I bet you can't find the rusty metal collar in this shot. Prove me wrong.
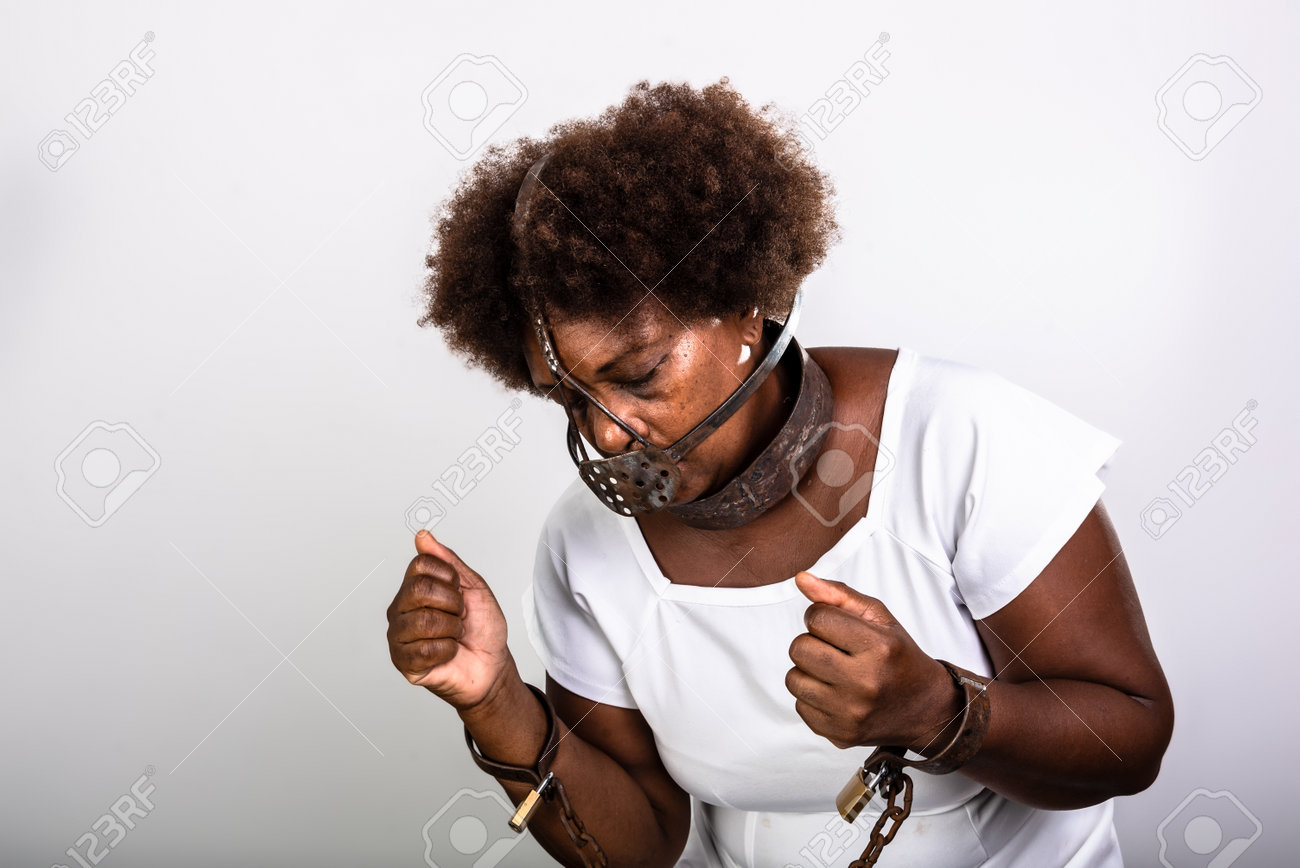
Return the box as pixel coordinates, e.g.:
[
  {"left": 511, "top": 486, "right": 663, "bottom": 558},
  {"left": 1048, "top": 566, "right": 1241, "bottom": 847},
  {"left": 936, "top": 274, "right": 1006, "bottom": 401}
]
[{"left": 663, "top": 332, "right": 833, "bottom": 529}]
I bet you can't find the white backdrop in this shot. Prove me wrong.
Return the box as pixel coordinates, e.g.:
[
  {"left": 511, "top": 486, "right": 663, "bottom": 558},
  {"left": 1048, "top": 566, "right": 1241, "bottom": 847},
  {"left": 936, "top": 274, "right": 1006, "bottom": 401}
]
[{"left": 2, "top": 2, "right": 1295, "bottom": 866}]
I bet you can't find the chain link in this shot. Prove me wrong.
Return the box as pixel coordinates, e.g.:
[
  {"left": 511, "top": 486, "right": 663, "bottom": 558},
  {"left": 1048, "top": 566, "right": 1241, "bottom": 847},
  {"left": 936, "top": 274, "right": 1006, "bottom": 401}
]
[
  {"left": 847, "top": 761, "right": 914, "bottom": 867},
  {"left": 549, "top": 778, "right": 609, "bottom": 867},
  {"left": 527, "top": 745, "right": 923, "bottom": 867}
]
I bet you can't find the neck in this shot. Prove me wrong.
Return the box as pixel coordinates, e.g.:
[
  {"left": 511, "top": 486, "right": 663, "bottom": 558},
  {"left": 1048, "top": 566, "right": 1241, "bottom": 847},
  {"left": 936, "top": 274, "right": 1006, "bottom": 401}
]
[
  {"left": 737, "top": 334, "right": 797, "bottom": 476},
  {"left": 692, "top": 333, "right": 798, "bottom": 502},
  {"left": 653, "top": 334, "right": 835, "bottom": 531}
]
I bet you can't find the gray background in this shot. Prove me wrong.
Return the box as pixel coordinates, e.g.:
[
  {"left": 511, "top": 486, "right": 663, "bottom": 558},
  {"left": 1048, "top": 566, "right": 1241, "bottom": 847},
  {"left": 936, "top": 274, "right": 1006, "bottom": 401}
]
[{"left": 2, "top": 2, "right": 1295, "bottom": 866}]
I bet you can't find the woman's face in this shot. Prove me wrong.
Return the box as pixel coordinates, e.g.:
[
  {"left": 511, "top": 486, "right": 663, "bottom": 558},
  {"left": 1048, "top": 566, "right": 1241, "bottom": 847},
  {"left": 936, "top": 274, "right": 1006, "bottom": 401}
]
[{"left": 521, "top": 301, "right": 774, "bottom": 505}]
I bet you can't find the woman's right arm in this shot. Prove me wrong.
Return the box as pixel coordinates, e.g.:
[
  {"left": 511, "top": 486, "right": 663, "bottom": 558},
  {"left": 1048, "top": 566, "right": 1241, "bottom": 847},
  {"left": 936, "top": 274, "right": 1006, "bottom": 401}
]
[{"left": 387, "top": 530, "right": 690, "bottom": 868}]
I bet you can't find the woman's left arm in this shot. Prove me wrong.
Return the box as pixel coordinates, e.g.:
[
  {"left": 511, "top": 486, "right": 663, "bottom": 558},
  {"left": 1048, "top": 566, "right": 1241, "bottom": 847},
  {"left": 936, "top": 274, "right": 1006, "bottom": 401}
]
[
  {"left": 788, "top": 501, "right": 1175, "bottom": 810},
  {"left": 949, "top": 500, "right": 1173, "bottom": 808}
]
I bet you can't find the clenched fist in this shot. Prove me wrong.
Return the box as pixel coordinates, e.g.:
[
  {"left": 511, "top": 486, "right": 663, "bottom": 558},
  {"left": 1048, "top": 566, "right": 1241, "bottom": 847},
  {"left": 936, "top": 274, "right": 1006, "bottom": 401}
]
[
  {"left": 786, "top": 570, "right": 958, "bottom": 752},
  {"left": 386, "top": 530, "right": 513, "bottom": 712}
]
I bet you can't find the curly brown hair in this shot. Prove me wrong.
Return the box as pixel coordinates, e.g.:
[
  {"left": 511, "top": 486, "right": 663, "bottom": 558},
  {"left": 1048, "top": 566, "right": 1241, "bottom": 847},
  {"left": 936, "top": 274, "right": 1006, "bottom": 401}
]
[{"left": 417, "top": 76, "right": 842, "bottom": 394}]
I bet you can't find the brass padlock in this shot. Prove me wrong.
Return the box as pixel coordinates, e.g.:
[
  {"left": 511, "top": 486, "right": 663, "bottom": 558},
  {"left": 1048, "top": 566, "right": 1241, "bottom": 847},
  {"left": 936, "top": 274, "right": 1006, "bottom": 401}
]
[
  {"left": 509, "top": 771, "right": 554, "bottom": 832},
  {"left": 836, "top": 765, "right": 876, "bottom": 823}
]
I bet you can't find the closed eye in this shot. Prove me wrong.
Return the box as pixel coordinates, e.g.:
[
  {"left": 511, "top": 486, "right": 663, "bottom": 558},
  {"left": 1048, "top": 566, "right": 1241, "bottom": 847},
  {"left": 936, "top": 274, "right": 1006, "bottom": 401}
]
[
  {"left": 623, "top": 369, "right": 656, "bottom": 390},
  {"left": 620, "top": 357, "right": 666, "bottom": 395}
]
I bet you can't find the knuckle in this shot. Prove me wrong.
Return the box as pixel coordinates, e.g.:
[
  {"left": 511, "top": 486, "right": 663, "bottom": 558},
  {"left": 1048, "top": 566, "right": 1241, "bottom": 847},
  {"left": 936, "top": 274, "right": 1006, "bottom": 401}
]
[
  {"left": 411, "top": 637, "right": 456, "bottom": 667},
  {"left": 408, "top": 554, "right": 455, "bottom": 582},
  {"left": 408, "top": 575, "right": 450, "bottom": 606},
  {"left": 415, "top": 608, "right": 441, "bottom": 635},
  {"left": 793, "top": 698, "right": 811, "bottom": 724},
  {"left": 424, "top": 608, "right": 461, "bottom": 638},
  {"left": 431, "top": 636, "right": 457, "bottom": 664},
  {"left": 405, "top": 575, "right": 432, "bottom": 599},
  {"left": 804, "top": 604, "right": 829, "bottom": 633},
  {"left": 878, "top": 636, "right": 903, "bottom": 664}
]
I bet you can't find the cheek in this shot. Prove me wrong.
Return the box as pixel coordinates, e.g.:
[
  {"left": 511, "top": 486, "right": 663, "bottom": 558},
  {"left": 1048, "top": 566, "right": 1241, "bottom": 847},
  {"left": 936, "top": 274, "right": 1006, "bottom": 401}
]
[
  {"left": 668, "top": 372, "right": 744, "bottom": 454},
  {"left": 649, "top": 341, "right": 740, "bottom": 446}
]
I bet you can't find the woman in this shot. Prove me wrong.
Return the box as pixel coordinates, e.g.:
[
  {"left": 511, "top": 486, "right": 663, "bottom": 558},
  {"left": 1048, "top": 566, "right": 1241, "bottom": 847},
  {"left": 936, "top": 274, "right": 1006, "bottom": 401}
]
[{"left": 387, "top": 78, "right": 1174, "bottom": 867}]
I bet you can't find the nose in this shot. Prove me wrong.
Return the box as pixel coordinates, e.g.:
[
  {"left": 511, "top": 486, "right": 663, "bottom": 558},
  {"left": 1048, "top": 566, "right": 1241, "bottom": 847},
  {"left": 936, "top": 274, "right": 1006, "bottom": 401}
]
[{"left": 583, "top": 402, "right": 640, "bottom": 458}]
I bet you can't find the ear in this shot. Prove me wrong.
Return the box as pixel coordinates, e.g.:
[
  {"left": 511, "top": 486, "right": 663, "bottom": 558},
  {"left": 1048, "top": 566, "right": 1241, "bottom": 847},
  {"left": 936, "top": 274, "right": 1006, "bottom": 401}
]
[{"left": 738, "top": 306, "right": 763, "bottom": 345}]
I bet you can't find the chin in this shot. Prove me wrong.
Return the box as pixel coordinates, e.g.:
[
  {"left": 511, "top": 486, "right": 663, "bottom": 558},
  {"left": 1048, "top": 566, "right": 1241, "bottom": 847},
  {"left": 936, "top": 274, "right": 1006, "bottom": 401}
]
[{"left": 676, "top": 466, "right": 724, "bottom": 504}]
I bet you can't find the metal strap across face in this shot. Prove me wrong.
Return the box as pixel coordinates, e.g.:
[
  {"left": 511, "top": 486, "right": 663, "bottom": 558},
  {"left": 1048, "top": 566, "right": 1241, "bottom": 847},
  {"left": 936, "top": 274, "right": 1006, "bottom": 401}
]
[{"left": 533, "top": 287, "right": 807, "bottom": 522}]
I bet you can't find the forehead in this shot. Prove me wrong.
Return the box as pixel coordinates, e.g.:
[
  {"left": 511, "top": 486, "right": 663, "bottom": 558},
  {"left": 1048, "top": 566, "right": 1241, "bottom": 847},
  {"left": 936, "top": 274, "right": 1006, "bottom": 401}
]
[{"left": 523, "top": 304, "right": 671, "bottom": 383}]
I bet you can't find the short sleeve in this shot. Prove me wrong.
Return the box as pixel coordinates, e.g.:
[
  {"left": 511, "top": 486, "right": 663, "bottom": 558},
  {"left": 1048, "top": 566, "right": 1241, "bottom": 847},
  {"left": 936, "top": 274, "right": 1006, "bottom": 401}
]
[
  {"left": 521, "top": 515, "right": 638, "bottom": 709},
  {"left": 932, "top": 365, "right": 1122, "bottom": 620}
]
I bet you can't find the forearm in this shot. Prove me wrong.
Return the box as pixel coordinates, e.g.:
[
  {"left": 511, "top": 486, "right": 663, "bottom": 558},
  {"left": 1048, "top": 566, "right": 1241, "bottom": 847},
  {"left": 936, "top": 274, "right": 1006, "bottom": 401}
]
[
  {"left": 457, "top": 662, "right": 680, "bottom": 868},
  {"left": 911, "top": 676, "right": 1171, "bottom": 810}
]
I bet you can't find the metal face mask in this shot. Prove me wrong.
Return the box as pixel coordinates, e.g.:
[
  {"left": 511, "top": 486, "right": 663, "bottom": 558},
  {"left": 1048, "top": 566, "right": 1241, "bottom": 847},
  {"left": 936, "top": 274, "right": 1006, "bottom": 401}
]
[
  {"left": 532, "top": 287, "right": 808, "bottom": 522},
  {"left": 514, "top": 148, "right": 833, "bottom": 528}
]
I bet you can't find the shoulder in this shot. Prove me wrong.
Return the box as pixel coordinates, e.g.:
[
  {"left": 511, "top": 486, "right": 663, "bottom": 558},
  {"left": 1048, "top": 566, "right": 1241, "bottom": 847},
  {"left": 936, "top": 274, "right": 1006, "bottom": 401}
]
[
  {"left": 804, "top": 345, "right": 1050, "bottom": 490},
  {"left": 804, "top": 345, "right": 900, "bottom": 429},
  {"left": 805, "top": 345, "right": 899, "bottom": 392},
  {"left": 804, "top": 344, "right": 1010, "bottom": 429}
]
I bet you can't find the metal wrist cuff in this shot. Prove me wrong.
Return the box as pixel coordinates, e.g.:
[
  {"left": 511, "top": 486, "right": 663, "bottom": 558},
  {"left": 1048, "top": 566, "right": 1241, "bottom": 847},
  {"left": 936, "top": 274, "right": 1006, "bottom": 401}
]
[{"left": 907, "top": 660, "right": 992, "bottom": 775}]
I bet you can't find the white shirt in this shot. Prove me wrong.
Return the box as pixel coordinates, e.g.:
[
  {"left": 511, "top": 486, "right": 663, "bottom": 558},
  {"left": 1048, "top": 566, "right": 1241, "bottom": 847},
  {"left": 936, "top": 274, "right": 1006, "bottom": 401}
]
[{"left": 522, "top": 346, "right": 1126, "bottom": 867}]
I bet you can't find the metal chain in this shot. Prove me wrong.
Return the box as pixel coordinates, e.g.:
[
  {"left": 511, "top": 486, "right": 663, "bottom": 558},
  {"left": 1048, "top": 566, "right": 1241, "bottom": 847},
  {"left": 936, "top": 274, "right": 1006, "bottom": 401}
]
[
  {"left": 523, "top": 743, "right": 922, "bottom": 868},
  {"left": 548, "top": 778, "right": 609, "bottom": 868},
  {"left": 847, "top": 763, "right": 914, "bottom": 868}
]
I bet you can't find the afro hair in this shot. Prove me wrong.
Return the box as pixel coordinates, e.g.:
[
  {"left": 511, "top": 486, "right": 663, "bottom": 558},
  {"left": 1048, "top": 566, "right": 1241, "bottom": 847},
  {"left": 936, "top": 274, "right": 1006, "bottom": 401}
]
[{"left": 417, "top": 76, "right": 842, "bottom": 394}]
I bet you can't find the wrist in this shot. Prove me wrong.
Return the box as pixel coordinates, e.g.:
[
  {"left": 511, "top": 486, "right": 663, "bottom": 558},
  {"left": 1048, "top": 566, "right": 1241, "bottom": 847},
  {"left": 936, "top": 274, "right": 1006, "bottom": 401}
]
[
  {"left": 906, "top": 660, "right": 992, "bottom": 774},
  {"left": 907, "top": 660, "right": 966, "bottom": 756},
  {"left": 455, "top": 660, "right": 527, "bottom": 727}
]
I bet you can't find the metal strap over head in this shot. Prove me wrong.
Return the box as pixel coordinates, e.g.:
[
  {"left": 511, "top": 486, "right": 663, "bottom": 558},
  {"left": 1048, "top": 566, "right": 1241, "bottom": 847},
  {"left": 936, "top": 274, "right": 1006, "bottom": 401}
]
[
  {"left": 515, "top": 152, "right": 553, "bottom": 226},
  {"left": 515, "top": 149, "right": 834, "bottom": 529},
  {"left": 513, "top": 151, "right": 556, "bottom": 322}
]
